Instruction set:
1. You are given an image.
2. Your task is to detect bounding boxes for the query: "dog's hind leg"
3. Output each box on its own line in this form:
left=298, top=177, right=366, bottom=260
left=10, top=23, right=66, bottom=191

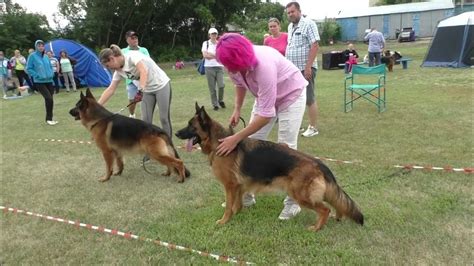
left=147, top=139, right=186, bottom=182
left=113, top=151, right=124, bottom=176
left=152, top=155, right=186, bottom=182
left=307, top=202, right=330, bottom=232
left=99, top=149, right=115, bottom=182
left=232, top=185, right=244, bottom=214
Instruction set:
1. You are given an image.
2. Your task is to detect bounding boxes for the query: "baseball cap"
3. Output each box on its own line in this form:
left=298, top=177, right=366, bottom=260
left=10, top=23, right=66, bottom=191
left=125, top=31, right=138, bottom=38
left=208, top=28, right=218, bottom=34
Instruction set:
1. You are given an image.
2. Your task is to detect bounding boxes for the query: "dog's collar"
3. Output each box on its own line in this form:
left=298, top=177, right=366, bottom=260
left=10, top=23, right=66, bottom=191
left=89, top=114, right=118, bottom=130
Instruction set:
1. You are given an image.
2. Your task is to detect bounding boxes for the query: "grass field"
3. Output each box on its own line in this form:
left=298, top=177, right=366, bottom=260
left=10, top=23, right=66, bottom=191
left=1, top=39, right=473, bottom=264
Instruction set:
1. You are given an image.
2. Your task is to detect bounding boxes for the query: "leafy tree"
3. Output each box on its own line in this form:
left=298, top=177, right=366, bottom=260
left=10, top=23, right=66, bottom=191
left=0, top=0, right=52, bottom=56
left=375, top=0, right=425, bottom=5
left=230, top=2, right=286, bottom=44
left=57, top=0, right=251, bottom=61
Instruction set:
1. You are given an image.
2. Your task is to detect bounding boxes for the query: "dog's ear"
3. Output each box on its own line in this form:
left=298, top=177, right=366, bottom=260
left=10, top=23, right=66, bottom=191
left=85, top=88, right=95, bottom=99
left=80, top=91, right=86, bottom=100
left=195, top=102, right=200, bottom=113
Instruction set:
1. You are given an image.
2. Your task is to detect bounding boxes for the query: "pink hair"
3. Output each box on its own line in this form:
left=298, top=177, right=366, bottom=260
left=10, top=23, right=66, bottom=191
left=216, top=33, right=258, bottom=72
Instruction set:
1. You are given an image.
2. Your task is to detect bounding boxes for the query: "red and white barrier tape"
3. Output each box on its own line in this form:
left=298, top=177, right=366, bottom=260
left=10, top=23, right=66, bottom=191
left=395, top=164, right=473, bottom=174
left=314, top=156, right=359, bottom=164
left=1, top=206, right=253, bottom=264
left=36, top=139, right=472, bottom=174
left=37, top=138, right=93, bottom=145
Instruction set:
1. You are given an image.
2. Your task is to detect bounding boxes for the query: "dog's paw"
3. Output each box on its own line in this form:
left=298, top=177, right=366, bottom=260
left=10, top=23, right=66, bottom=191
left=113, top=170, right=123, bottom=176
left=98, top=176, right=110, bottom=182
left=216, top=218, right=228, bottom=225
left=307, top=225, right=321, bottom=232
left=161, top=171, right=171, bottom=176
left=176, top=177, right=185, bottom=183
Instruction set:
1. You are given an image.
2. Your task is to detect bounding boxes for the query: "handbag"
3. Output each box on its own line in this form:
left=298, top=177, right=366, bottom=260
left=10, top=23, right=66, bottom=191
left=197, top=40, right=209, bottom=75
left=197, top=59, right=205, bottom=75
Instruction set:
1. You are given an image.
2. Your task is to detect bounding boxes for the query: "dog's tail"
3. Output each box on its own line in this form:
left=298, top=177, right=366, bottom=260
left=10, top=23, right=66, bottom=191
left=318, top=162, right=363, bottom=225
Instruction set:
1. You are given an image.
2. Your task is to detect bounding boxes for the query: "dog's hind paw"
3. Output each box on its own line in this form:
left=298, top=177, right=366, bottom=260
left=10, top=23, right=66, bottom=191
left=98, top=176, right=110, bottom=182
left=113, top=170, right=123, bottom=176
left=216, top=219, right=227, bottom=225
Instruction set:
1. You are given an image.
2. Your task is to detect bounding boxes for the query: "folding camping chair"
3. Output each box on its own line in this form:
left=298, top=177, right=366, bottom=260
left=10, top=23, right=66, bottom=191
left=344, top=64, right=386, bottom=113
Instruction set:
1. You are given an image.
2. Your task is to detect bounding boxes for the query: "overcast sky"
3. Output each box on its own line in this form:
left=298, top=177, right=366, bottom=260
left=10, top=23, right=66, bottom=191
left=14, top=0, right=370, bottom=28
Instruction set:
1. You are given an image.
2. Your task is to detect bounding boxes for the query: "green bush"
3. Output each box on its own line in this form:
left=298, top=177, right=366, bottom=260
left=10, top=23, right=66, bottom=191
left=319, top=18, right=341, bottom=45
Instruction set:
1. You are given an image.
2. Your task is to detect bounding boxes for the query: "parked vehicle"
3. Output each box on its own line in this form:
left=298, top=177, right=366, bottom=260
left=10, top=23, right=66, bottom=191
left=398, top=27, right=415, bottom=42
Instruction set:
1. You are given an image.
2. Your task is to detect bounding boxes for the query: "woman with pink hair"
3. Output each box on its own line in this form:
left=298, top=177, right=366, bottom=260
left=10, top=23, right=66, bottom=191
left=215, top=33, right=308, bottom=221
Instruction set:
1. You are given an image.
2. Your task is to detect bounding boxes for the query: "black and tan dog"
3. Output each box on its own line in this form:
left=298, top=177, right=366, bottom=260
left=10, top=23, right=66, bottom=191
left=176, top=103, right=363, bottom=231
left=69, top=88, right=190, bottom=182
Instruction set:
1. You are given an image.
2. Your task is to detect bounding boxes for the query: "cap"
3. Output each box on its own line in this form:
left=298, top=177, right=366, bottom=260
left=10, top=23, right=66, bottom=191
left=125, top=31, right=138, bottom=38
left=35, top=40, right=45, bottom=48
left=208, top=28, right=218, bottom=34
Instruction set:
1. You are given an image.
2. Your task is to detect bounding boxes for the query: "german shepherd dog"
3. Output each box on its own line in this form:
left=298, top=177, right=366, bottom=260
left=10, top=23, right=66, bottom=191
left=69, top=88, right=190, bottom=182
left=176, top=103, right=363, bottom=231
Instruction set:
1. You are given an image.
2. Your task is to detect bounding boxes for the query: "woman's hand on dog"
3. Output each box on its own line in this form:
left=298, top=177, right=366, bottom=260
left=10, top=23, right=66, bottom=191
left=217, top=135, right=241, bottom=156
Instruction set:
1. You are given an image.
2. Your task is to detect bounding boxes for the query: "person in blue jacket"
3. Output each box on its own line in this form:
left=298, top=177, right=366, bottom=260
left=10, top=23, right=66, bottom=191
left=27, top=40, right=58, bottom=125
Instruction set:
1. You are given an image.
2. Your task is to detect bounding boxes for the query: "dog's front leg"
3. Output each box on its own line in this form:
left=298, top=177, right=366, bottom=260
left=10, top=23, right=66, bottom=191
left=113, top=151, right=123, bottom=176
left=216, top=184, right=236, bottom=225
left=99, top=149, right=114, bottom=182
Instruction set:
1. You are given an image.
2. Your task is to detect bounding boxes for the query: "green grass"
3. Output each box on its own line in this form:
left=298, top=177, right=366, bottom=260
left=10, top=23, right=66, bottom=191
left=1, top=39, right=473, bottom=264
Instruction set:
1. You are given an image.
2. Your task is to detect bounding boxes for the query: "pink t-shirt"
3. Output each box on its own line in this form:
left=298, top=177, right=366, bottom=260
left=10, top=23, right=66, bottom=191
left=228, top=45, right=307, bottom=118
left=263, top=33, right=288, bottom=56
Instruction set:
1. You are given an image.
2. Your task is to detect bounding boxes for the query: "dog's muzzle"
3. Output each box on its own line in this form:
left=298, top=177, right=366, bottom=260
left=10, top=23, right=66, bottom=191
left=69, top=107, right=81, bottom=120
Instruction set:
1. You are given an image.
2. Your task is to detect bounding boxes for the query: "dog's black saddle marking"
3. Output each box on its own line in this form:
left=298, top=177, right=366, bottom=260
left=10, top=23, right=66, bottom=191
left=110, top=116, right=168, bottom=144
left=240, top=141, right=297, bottom=184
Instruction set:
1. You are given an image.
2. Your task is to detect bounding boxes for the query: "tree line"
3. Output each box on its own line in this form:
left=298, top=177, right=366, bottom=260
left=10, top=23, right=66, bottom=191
left=1, top=0, right=422, bottom=61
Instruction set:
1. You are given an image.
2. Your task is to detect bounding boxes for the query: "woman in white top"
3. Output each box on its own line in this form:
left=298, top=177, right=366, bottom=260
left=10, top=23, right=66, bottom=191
left=202, top=28, right=225, bottom=111
left=98, top=45, right=173, bottom=137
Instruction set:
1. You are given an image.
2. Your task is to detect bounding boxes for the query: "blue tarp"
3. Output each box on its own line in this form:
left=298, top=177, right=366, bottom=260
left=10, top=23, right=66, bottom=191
left=45, top=39, right=112, bottom=87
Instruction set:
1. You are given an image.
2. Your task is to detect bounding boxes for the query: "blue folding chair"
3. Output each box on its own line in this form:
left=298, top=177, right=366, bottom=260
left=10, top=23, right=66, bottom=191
left=344, top=64, right=386, bottom=113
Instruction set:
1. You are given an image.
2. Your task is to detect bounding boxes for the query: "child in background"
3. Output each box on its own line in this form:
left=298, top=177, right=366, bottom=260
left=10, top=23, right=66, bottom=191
left=342, top=43, right=359, bottom=74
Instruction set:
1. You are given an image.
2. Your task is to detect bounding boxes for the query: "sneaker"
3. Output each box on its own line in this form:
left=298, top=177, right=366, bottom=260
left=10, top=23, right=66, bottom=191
left=221, top=194, right=256, bottom=208
left=301, top=125, right=319, bottom=137
left=3, top=95, right=7, bottom=99
left=278, top=204, right=301, bottom=220
left=219, top=101, right=226, bottom=108
left=129, top=114, right=136, bottom=118
left=213, top=106, right=219, bottom=111
left=46, top=120, right=58, bottom=125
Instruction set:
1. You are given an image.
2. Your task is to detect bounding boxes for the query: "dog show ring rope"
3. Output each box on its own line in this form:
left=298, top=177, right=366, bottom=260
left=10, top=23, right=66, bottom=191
left=1, top=206, right=254, bottom=264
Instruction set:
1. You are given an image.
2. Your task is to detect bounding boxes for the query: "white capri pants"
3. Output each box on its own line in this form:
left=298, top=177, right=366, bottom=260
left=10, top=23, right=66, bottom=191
left=249, top=89, right=306, bottom=150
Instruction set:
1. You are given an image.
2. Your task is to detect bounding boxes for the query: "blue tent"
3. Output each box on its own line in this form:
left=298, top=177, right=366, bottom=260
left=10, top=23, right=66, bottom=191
left=44, top=39, right=112, bottom=87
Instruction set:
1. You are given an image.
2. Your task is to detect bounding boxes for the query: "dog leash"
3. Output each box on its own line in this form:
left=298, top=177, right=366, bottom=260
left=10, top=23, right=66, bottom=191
left=114, top=100, right=140, bottom=115
left=114, top=90, right=143, bottom=114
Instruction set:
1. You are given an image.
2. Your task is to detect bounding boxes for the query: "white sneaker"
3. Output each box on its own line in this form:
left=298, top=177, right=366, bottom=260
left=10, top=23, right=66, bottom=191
left=3, top=95, right=7, bottom=99
left=278, top=204, right=301, bottom=220
left=221, top=194, right=256, bottom=208
left=46, top=120, right=58, bottom=125
left=129, top=114, right=136, bottom=118
left=301, top=125, right=319, bottom=137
